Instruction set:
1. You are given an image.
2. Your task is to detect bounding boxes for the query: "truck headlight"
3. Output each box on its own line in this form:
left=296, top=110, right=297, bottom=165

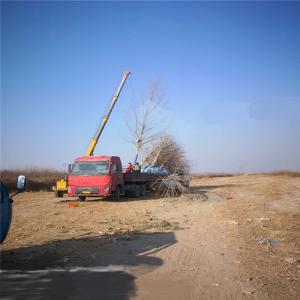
left=104, top=186, right=110, bottom=193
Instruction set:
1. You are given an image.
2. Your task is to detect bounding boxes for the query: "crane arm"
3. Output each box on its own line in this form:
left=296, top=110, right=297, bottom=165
left=85, top=71, right=130, bottom=156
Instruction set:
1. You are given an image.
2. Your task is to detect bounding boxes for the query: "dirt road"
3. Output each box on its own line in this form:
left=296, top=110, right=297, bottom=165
left=1, top=174, right=299, bottom=299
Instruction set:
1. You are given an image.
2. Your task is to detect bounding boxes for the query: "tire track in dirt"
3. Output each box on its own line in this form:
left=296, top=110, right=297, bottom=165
left=132, top=192, right=251, bottom=299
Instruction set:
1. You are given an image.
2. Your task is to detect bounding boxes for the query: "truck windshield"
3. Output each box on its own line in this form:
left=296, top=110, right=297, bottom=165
left=71, top=162, right=109, bottom=175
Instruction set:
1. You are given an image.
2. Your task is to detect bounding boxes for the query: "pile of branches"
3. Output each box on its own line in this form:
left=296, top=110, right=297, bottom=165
left=144, top=135, right=190, bottom=197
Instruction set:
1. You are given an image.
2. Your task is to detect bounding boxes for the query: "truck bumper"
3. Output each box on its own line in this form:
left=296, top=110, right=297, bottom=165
left=68, top=186, right=111, bottom=197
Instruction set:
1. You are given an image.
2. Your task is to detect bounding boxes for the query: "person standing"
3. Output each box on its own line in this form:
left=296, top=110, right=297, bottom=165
left=125, top=162, right=133, bottom=173
left=133, top=162, right=141, bottom=172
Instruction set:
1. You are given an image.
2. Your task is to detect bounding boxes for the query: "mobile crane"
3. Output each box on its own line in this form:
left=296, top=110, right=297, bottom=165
left=53, top=72, right=130, bottom=197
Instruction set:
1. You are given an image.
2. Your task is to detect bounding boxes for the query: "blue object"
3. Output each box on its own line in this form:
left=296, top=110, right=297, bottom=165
left=141, top=165, right=169, bottom=175
left=0, top=181, right=12, bottom=243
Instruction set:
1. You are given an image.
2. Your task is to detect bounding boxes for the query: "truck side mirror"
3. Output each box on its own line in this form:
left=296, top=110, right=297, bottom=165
left=68, top=164, right=73, bottom=174
left=17, top=175, right=26, bottom=191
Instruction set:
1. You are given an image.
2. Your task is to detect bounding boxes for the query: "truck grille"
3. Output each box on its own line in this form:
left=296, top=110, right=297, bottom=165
left=75, top=187, right=99, bottom=195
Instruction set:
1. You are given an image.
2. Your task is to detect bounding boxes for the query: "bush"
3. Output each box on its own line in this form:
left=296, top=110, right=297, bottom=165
left=0, top=168, right=67, bottom=193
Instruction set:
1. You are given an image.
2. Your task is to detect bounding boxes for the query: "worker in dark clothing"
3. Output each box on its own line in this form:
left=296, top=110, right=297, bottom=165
left=133, top=162, right=141, bottom=172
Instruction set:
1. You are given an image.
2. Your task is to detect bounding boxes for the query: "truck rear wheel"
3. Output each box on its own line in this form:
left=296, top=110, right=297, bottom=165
left=112, top=186, right=120, bottom=201
left=133, top=184, right=141, bottom=198
left=140, top=184, right=146, bottom=197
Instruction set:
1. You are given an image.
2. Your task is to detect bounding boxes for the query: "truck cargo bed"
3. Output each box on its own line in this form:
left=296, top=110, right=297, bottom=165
left=123, top=172, right=163, bottom=183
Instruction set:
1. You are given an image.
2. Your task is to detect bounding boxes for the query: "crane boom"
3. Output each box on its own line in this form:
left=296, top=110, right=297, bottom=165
left=85, top=71, right=130, bottom=156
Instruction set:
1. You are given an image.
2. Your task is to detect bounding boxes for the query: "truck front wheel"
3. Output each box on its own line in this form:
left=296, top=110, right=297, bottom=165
left=112, top=186, right=120, bottom=201
left=79, top=196, right=86, bottom=201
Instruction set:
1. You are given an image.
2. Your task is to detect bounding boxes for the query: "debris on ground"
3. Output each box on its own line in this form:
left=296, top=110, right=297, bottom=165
left=256, top=238, right=278, bottom=245
left=255, top=217, right=271, bottom=222
left=225, top=220, right=239, bottom=225
left=68, top=201, right=79, bottom=208
left=242, top=288, right=255, bottom=295
left=284, top=258, right=298, bottom=264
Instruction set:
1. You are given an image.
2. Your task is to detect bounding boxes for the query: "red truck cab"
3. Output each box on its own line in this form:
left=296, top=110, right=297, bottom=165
left=68, top=156, right=123, bottom=201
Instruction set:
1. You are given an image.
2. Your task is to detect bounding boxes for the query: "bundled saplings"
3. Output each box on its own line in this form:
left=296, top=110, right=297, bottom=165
left=143, top=135, right=190, bottom=196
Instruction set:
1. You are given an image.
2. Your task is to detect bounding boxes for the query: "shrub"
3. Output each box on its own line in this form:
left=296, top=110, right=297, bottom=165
left=0, top=168, right=67, bottom=193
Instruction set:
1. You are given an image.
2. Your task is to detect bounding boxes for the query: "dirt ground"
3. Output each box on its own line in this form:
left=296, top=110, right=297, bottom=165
left=1, top=174, right=299, bottom=299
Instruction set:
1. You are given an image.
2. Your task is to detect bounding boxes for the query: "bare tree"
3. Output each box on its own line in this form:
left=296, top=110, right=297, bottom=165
left=126, top=81, right=164, bottom=163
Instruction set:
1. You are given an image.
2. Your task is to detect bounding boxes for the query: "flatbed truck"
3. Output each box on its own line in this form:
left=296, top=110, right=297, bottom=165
left=68, top=155, right=161, bottom=201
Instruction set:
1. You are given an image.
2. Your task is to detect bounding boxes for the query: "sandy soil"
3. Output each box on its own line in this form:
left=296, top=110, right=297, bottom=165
left=1, top=174, right=299, bottom=299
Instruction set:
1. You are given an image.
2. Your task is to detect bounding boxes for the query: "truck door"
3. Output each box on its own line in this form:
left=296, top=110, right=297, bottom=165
left=0, top=182, right=12, bottom=243
left=111, top=163, right=123, bottom=191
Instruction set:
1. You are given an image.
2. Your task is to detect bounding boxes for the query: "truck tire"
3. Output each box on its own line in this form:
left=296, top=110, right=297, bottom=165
left=112, top=186, right=120, bottom=201
left=55, top=191, right=63, bottom=198
left=79, top=196, right=86, bottom=201
left=133, top=184, right=141, bottom=198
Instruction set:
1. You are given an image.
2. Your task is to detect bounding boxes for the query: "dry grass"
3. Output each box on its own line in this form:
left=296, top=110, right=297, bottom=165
left=191, top=170, right=300, bottom=180
left=0, top=168, right=67, bottom=192
left=190, top=173, right=236, bottom=179
left=261, top=170, right=300, bottom=177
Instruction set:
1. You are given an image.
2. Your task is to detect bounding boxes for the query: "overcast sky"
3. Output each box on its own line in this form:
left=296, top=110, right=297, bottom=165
left=1, top=1, right=300, bottom=172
